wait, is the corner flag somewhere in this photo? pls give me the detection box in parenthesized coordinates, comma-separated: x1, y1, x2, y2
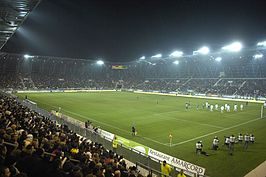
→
(169, 133, 173, 147)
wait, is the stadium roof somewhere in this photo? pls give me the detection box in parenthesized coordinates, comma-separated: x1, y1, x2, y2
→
(0, 0, 41, 50)
(1, 0, 266, 62)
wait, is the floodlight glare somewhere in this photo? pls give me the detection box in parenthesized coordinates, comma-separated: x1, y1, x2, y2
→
(215, 57, 222, 62)
(24, 54, 30, 59)
(173, 60, 179, 65)
(169, 51, 183, 58)
(96, 60, 104, 65)
(222, 42, 242, 52)
(253, 54, 263, 59)
(193, 46, 209, 55)
(199, 47, 210, 54)
(139, 56, 145, 60)
(151, 54, 162, 58)
(257, 41, 266, 47)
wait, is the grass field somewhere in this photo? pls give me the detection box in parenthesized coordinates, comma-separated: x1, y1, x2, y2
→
(16, 91, 266, 177)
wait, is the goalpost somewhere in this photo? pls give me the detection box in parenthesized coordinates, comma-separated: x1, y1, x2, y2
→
(261, 102, 266, 119)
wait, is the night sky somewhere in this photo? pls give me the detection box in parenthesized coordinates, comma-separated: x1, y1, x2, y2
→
(2, 0, 266, 62)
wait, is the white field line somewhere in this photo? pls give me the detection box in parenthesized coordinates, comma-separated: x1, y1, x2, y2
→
(153, 108, 259, 129)
(35, 100, 261, 147)
(37, 101, 129, 132)
(140, 136, 168, 145)
(62, 109, 168, 145)
(153, 111, 225, 129)
(133, 109, 225, 129)
(37, 101, 167, 145)
(171, 118, 261, 147)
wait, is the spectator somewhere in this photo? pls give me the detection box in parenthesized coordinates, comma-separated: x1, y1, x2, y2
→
(112, 136, 118, 154)
(0, 94, 141, 177)
(177, 169, 186, 177)
(0, 166, 11, 177)
(161, 160, 172, 177)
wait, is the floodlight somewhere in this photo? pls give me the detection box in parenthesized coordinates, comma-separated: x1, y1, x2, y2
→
(257, 41, 266, 47)
(24, 54, 34, 59)
(193, 46, 209, 55)
(215, 57, 222, 62)
(253, 54, 263, 59)
(169, 51, 183, 58)
(173, 60, 179, 65)
(151, 54, 162, 58)
(222, 42, 242, 52)
(96, 60, 104, 65)
(139, 56, 145, 60)
(24, 54, 30, 59)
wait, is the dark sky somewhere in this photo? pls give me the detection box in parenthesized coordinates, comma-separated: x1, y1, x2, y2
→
(2, 0, 266, 62)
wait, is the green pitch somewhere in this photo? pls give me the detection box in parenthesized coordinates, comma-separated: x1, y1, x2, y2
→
(16, 92, 266, 177)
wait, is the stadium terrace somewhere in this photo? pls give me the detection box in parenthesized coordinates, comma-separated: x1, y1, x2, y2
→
(1, 50, 266, 99)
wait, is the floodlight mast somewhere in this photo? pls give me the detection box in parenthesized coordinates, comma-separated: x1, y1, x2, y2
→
(169, 51, 183, 58)
(253, 54, 263, 59)
(139, 56, 145, 60)
(96, 60, 104, 65)
(193, 46, 210, 55)
(215, 57, 222, 62)
(257, 41, 266, 47)
(24, 54, 33, 59)
(222, 42, 242, 52)
(173, 60, 179, 65)
(151, 54, 162, 58)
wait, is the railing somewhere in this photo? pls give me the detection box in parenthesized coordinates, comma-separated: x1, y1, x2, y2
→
(136, 161, 173, 177)
(136, 161, 210, 177)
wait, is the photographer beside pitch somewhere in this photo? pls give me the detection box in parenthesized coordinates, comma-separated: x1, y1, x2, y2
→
(132, 126, 137, 136)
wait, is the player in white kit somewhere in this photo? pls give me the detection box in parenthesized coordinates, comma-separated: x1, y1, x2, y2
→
(221, 106, 225, 113)
(215, 104, 219, 110)
(234, 104, 237, 111)
(210, 105, 214, 111)
(240, 104, 244, 111)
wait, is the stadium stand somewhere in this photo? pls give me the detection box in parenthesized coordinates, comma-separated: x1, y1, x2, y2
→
(1, 1, 265, 176)
(1, 52, 266, 99)
(0, 93, 144, 177)
(1, 50, 266, 177)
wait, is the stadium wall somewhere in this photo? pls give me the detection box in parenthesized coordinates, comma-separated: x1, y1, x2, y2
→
(9, 89, 265, 103)
(11, 89, 116, 94)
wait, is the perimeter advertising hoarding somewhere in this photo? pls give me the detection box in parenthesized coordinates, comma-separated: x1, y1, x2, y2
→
(112, 65, 128, 69)
(148, 148, 205, 175)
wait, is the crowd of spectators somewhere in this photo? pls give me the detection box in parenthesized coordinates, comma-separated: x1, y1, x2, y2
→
(179, 79, 218, 94)
(1, 73, 266, 97)
(31, 75, 114, 90)
(0, 94, 143, 177)
(0, 75, 22, 90)
(1, 53, 266, 97)
(131, 79, 186, 92)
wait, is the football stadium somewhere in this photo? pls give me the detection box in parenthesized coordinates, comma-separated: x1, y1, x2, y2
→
(1, 1, 266, 177)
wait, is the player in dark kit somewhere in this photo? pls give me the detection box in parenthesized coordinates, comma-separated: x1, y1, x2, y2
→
(132, 126, 136, 136)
